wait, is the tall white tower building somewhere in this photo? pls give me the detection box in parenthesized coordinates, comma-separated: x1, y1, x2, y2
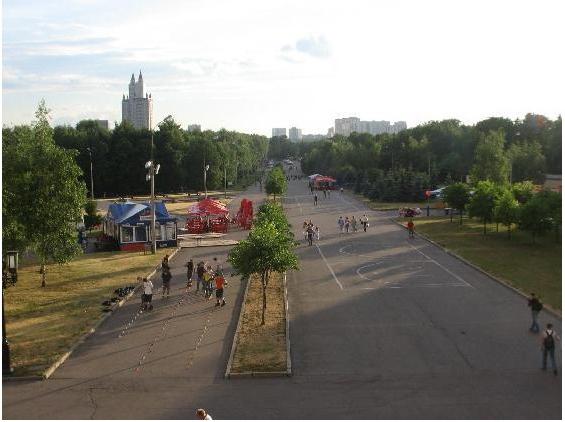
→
(122, 71, 153, 129)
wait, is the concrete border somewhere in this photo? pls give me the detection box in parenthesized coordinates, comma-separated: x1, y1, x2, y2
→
(224, 276, 250, 378)
(390, 218, 561, 319)
(3, 246, 182, 382)
(225, 272, 292, 379)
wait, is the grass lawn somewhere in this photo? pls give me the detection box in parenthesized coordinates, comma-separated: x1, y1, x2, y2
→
(404, 216, 562, 310)
(349, 191, 443, 211)
(4, 248, 175, 376)
(231, 272, 287, 373)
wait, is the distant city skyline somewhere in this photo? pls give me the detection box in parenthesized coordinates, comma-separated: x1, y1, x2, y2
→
(2, 0, 563, 136)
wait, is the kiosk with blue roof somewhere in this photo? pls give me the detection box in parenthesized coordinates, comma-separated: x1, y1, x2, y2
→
(102, 201, 178, 252)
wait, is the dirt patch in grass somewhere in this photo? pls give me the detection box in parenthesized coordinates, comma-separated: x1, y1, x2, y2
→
(4, 248, 175, 376)
(231, 272, 287, 373)
(404, 216, 561, 310)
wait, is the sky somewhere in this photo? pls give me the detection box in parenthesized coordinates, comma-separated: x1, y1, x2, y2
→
(2, 0, 564, 136)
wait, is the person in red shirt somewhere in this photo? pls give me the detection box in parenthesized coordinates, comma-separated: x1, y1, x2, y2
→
(407, 219, 415, 239)
(215, 272, 226, 307)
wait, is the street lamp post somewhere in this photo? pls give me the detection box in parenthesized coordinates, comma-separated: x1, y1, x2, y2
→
(204, 163, 210, 199)
(146, 117, 169, 254)
(86, 147, 94, 200)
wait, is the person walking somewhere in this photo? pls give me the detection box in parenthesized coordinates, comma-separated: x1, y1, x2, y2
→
(314, 193, 318, 206)
(303, 221, 308, 240)
(315, 226, 320, 241)
(407, 219, 415, 239)
(351, 216, 357, 232)
(323, 189, 327, 198)
(361, 214, 369, 232)
(307, 225, 315, 246)
(338, 216, 344, 233)
(162, 254, 170, 271)
(344, 217, 350, 233)
(185, 258, 194, 289)
(142, 277, 154, 311)
(213, 257, 223, 275)
(196, 409, 213, 420)
(541, 323, 559, 375)
(196, 262, 206, 292)
(204, 264, 214, 299)
(161, 267, 172, 298)
(528, 293, 543, 333)
(215, 271, 227, 307)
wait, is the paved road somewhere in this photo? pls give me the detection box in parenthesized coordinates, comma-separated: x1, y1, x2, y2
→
(3, 174, 561, 419)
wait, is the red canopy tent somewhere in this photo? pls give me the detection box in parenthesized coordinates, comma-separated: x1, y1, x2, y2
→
(313, 175, 337, 190)
(235, 199, 254, 230)
(186, 198, 230, 234)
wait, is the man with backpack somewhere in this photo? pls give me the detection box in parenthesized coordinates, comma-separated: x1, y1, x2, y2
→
(541, 323, 559, 375)
(528, 293, 543, 332)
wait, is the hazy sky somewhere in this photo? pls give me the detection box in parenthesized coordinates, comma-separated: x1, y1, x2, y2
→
(2, 0, 564, 135)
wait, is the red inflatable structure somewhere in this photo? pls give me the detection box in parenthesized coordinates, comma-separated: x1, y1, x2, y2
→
(235, 199, 253, 230)
(186, 198, 230, 234)
(313, 175, 337, 190)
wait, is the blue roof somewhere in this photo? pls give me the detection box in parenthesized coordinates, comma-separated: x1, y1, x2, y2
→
(106, 201, 176, 225)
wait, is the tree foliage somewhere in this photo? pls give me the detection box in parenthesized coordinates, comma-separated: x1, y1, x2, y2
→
(470, 130, 510, 185)
(443, 182, 470, 225)
(2, 100, 87, 287)
(265, 166, 287, 200)
(494, 188, 520, 238)
(228, 202, 298, 325)
(468, 181, 500, 235)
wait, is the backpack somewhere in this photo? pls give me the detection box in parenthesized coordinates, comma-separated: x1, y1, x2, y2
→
(543, 331, 555, 350)
(532, 300, 543, 312)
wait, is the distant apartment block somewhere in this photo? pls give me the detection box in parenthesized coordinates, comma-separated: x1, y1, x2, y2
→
(272, 128, 287, 137)
(334, 117, 407, 136)
(122, 71, 153, 129)
(327, 127, 335, 138)
(187, 124, 201, 133)
(289, 127, 303, 142)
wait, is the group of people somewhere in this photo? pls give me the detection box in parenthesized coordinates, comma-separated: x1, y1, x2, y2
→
(337, 214, 369, 233)
(139, 254, 228, 310)
(528, 293, 560, 375)
(187, 257, 227, 307)
(302, 220, 320, 246)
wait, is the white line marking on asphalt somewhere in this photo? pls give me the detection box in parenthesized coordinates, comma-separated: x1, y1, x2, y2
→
(315, 244, 344, 290)
(407, 242, 473, 288)
(293, 196, 303, 215)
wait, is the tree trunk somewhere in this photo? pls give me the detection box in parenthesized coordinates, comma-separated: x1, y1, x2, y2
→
(40, 263, 46, 288)
(496, 222, 499, 232)
(483, 219, 487, 235)
(450, 211, 453, 223)
(507, 224, 511, 239)
(459, 210, 463, 226)
(261, 271, 267, 326)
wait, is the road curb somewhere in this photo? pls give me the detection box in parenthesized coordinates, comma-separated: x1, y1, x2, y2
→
(390, 218, 561, 319)
(224, 277, 250, 379)
(3, 246, 182, 382)
(283, 272, 292, 376)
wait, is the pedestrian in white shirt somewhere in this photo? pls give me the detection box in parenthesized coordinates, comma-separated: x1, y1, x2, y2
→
(196, 409, 213, 420)
(142, 277, 154, 311)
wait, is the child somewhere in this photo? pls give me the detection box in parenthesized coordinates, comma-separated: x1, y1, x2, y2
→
(315, 226, 320, 241)
(407, 219, 415, 239)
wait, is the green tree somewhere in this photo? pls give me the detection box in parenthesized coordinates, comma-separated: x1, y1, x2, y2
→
(512, 180, 535, 204)
(443, 182, 470, 224)
(3, 101, 87, 287)
(228, 221, 298, 325)
(493, 189, 520, 238)
(470, 130, 510, 185)
(265, 166, 287, 201)
(468, 181, 499, 235)
(84, 200, 102, 231)
(508, 141, 546, 183)
(519, 192, 554, 243)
